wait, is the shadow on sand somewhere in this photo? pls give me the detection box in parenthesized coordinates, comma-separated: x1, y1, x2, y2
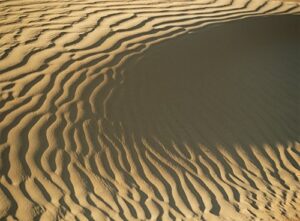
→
(108, 15, 300, 151)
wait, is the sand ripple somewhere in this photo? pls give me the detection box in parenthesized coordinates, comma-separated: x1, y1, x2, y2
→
(0, 0, 300, 220)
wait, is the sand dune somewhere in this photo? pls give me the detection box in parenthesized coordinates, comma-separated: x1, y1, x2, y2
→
(0, 0, 299, 220)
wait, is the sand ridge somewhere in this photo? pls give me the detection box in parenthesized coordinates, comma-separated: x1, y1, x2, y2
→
(0, 0, 300, 220)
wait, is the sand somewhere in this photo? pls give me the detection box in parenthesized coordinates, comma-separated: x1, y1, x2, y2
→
(0, 0, 299, 220)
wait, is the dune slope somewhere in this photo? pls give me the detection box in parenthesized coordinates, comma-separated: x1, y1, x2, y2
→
(0, 0, 300, 220)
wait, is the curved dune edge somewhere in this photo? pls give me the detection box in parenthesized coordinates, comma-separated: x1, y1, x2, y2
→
(0, 0, 300, 220)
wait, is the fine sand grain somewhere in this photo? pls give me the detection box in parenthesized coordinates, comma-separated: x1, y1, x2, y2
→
(0, 0, 299, 220)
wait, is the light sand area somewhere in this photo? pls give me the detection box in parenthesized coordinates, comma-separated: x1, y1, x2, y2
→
(0, 0, 300, 220)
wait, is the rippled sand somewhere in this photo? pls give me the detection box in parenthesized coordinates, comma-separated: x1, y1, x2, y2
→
(0, 0, 300, 220)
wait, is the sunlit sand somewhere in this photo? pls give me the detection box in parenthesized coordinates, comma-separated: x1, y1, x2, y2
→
(0, 0, 299, 220)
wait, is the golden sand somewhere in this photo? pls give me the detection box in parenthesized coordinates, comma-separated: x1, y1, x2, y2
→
(0, 0, 299, 220)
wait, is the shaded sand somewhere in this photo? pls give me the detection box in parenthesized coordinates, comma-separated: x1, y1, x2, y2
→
(0, 0, 300, 220)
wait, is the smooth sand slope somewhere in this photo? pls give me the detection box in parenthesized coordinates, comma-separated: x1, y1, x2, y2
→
(0, 0, 300, 220)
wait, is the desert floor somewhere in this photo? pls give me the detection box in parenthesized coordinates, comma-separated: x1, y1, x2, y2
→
(0, 0, 299, 220)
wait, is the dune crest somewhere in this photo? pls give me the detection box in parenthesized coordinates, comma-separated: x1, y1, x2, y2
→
(0, 0, 299, 220)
